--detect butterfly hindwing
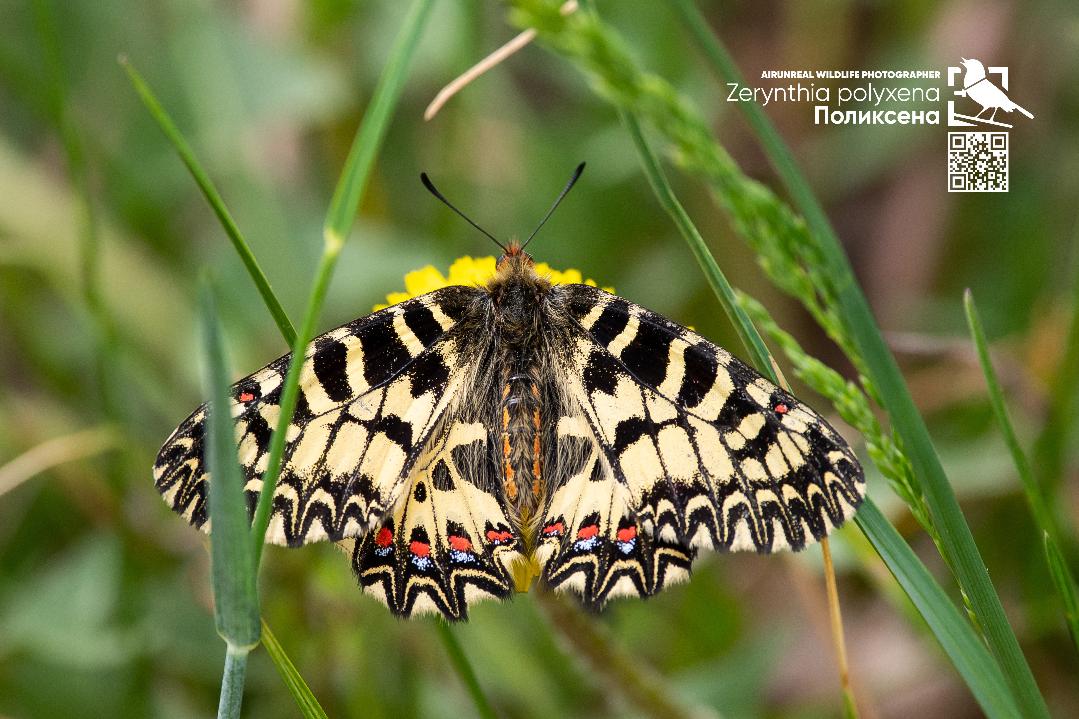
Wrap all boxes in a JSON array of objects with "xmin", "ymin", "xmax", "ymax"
[
  {"xmin": 536, "ymin": 414, "xmax": 694, "ymax": 608},
  {"xmin": 533, "ymin": 284, "xmax": 864, "ymax": 607},
  {"xmin": 353, "ymin": 419, "xmax": 523, "ymax": 619},
  {"xmin": 153, "ymin": 285, "xmax": 482, "ymax": 546}
]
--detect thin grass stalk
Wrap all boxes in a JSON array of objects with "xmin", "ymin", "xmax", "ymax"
[
  {"xmin": 519, "ymin": 3, "xmax": 1025, "ymax": 714},
  {"xmin": 1032, "ymin": 221, "xmax": 1079, "ymax": 500},
  {"xmin": 200, "ymin": 280, "xmax": 260, "ymax": 718},
  {"xmin": 0, "ymin": 427, "xmax": 118, "ymax": 498},
  {"xmin": 820, "ymin": 538, "xmax": 858, "ymax": 718},
  {"xmin": 261, "ymin": 620, "xmax": 329, "ymax": 719},
  {"xmin": 618, "ymin": 63, "xmax": 864, "ymax": 715},
  {"xmin": 535, "ymin": 590, "xmax": 717, "ymax": 719},
  {"xmin": 434, "ymin": 622, "xmax": 499, "ymax": 719},
  {"xmin": 664, "ymin": 6, "xmax": 1048, "ymax": 713},
  {"xmin": 1045, "ymin": 534, "xmax": 1079, "ymax": 651},
  {"xmin": 34, "ymin": 0, "xmax": 120, "ymax": 427},
  {"xmin": 964, "ymin": 291, "xmax": 1062, "ymax": 550},
  {"xmin": 323, "ymin": 0, "xmax": 433, "ymax": 246},
  {"xmin": 119, "ymin": 58, "xmax": 297, "ymax": 346},
  {"xmin": 248, "ymin": 0, "xmax": 434, "ymax": 557},
  {"xmin": 218, "ymin": 647, "xmax": 249, "ymax": 719},
  {"xmin": 965, "ymin": 290, "xmax": 1079, "ymax": 653},
  {"xmin": 510, "ymin": 3, "xmax": 1047, "ymax": 714}
]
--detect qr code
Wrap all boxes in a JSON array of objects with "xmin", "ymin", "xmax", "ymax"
[{"xmin": 948, "ymin": 132, "xmax": 1008, "ymax": 192}]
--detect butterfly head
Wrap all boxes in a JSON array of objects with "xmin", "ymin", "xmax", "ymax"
[
  {"xmin": 490, "ymin": 239, "xmax": 546, "ymax": 294},
  {"xmin": 496, "ymin": 240, "xmax": 536, "ymax": 272}
]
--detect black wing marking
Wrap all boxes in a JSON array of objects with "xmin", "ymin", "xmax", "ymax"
[
  {"xmin": 152, "ymin": 285, "xmax": 482, "ymax": 546},
  {"xmin": 352, "ymin": 419, "xmax": 523, "ymax": 620},
  {"xmin": 535, "ymin": 284, "xmax": 864, "ymax": 607}
]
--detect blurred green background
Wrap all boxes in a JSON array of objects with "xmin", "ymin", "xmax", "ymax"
[{"xmin": 2, "ymin": 1, "xmax": 1078, "ymax": 717}]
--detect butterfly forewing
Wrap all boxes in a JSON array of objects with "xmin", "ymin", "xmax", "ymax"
[{"xmin": 153, "ymin": 285, "xmax": 483, "ymax": 546}]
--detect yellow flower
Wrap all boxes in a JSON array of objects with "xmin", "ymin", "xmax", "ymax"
[{"xmin": 374, "ymin": 256, "xmax": 612, "ymax": 310}]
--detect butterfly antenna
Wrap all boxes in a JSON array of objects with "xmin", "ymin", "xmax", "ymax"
[
  {"xmin": 522, "ymin": 162, "xmax": 585, "ymax": 251},
  {"xmin": 420, "ymin": 172, "xmax": 507, "ymax": 252}
]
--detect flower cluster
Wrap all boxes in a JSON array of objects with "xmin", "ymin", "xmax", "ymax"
[{"xmin": 374, "ymin": 255, "xmax": 610, "ymax": 310}]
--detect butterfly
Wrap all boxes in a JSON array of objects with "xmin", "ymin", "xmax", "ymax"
[{"xmin": 153, "ymin": 164, "xmax": 865, "ymax": 621}]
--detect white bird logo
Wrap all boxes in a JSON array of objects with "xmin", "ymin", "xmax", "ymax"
[{"xmin": 957, "ymin": 58, "xmax": 1034, "ymax": 122}]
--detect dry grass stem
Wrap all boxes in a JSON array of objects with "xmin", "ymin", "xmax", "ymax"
[
  {"xmin": 768, "ymin": 356, "xmax": 858, "ymax": 714},
  {"xmin": 0, "ymin": 425, "xmax": 118, "ymax": 498},
  {"xmin": 424, "ymin": 0, "xmax": 577, "ymax": 121}
]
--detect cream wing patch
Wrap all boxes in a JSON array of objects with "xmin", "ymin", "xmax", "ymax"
[
  {"xmin": 152, "ymin": 286, "xmax": 480, "ymax": 547},
  {"xmin": 554, "ymin": 284, "xmax": 865, "ymax": 558}
]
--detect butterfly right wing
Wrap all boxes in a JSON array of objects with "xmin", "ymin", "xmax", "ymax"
[
  {"xmin": 153, "ymin": 285, "xmax": 483, "ymax": 547},
  {"xmin": 533, "ymin": 284, "xmax": 864, "ymax": 609}
]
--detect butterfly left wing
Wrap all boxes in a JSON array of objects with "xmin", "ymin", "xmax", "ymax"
[
  {"xmin": 535, "ymin": 284, "xmax": 865, "ymax": 608},
  {"xmin": 153, "ymin": 286, "xmax": 481, "ymax": 546},
  {"xmin": 352, "ymin": 418, "xmax": 524, "ymax": 620}
]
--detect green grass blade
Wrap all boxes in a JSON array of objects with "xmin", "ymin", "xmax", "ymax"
[
  {"xmin": 1045, "ymin": 533, "xmax": 1079, "ymax": 651},
  {"xmin": 199, "ymin": 279, "xmax": 260, "ymax": 651},
  {"xmin": 34, "ymin": 0, "xmax": 120, "ymax": 425},
  {"xmin": 965, "ymin": 289, "xmax": 1079, "ymax": 654},
  {"xmin": 261, "ymin": 619, "xmax": 329, "ymax": 719},
  {"xmin": 620, "ymin": 110, "xmax": 774, "ymax": 378},
  {"xmin": 1032, "ymin": 229, "xmax": 1079, "ymax": 496},
  {"xmin": 513, "ymin": 2, "xmax": 1047, "ymax": 714},
  {"xmin": 121, "ymin": 57, "xmax": 297, "ymax": 346},
  {"xmin": 613, "ymin": 5, "xmax": 1049, "ymax": 715},
  {"xmin": 608, "ymin": 32, "xmax": 1016, "ymax": 714},
  {"xmin": 963, "ymin": 290, "xmax": 1059, "ymax": 543},
  {"xmin": 218, "ymin": 646, "xmax": 249, "ymax": 719},
  {"xmin": 856, "ymin": 501, "xmax": 1021, "ymax": 718},
  {"xmin": 434, "ymin": 622, "xmax": 499, "ymax": 719},
  {"xmin": 248, "ymin": 0, "xmax": 434, "ymax": 561},
  {"xmin": 201, "ymin": 279, "xmax": 259, "ymax": 719},
  {"xmin": 323, "ymin": 0, "xmax": 435, "ymax": 248},
  {"xmin": 625, "ymin": 74, "xmax": 1020, "ymax": 719}
]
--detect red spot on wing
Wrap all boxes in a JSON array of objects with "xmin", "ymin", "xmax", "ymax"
[
  {"xmin": 774, "ymin": 403, "xmax": 788, "ymax": 414},
  {"xmin": 375, "ymin": 527, "xmax": 393, "ymax": 547},
  {"xmin": 542, "ymin": 521, "xmax": 565, "ymax": 536},
  {"xmin": 485, "ymin": 529, "xmax": 513, "ymax": 543},
  {"xmin": 616, "ymin": 526, "xmax": 637, "ymax": 542},
  {"xmin": 239, "ymin": 391, "xmax": 255, "ymax": 403},
  {"xmin": 576, "ymin": 524, "xmax": 599, "ymax": 540},
  {"xmin": 409, "ymin": 540, "xmax": 431, "ymax": 557},
  {"xmin": 448, "ymin": 535, "xmax": 473, "ymax": 552}
]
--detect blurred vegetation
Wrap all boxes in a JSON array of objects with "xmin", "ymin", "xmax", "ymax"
[{"xmin": 1, "ymin": 1, "xmax": 1078, "ymax": 717}]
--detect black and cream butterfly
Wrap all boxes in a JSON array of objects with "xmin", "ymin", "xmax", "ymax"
[{"xmin": 154, "ymin": 164, "xmax": 864, "ymax": 621}]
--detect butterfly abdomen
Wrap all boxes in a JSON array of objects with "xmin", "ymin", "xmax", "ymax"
[
  {"xmin": 487, "ymin": 255, "xmax": 557, "ymax": 549},
  {"xmin": 500, "ymin": 363, "xmax": 545, "ymax": 523}
]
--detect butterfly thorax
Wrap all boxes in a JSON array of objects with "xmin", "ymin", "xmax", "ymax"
[{"xmin": 486, "ymin": 244, "xmax": 552, "ymax": 552}]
